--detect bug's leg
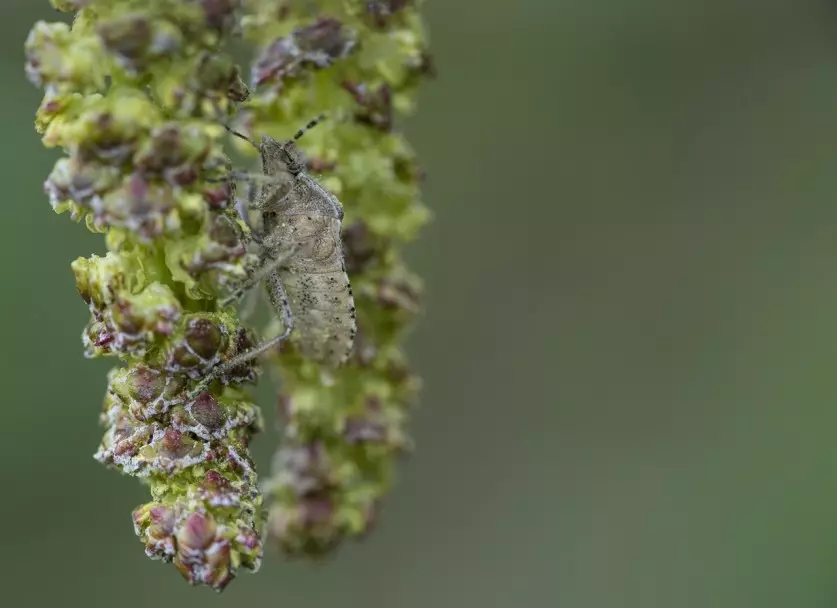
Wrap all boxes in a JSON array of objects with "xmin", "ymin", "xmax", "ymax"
[
  {"xmin": 219, "ymin": 241, "xmax": 297, "ymax": 308},
  {"xmin": 239, "ymin": 163, "xmax": 267, "ymax": 242},
  {"xmin": 189, "ymin": 271, "xmax": 293, "ymax": 398},
  {"xmin": 235, "ymin": 197, "xmax": 266, "ymax": 245},
  {"xmin": 226, "ymin": 171, "xmax": 298, "ymax": 211},
  {"xmin": 201, "ymin": 167, "xmax": 266, "ymax": 242},
  {"xmin": 228, "ymin": 170, "xmax": 275, "ymax": 186},
  {"xmin": 234, "ymin": 196, "xmax": 250, "ymax": 227}
]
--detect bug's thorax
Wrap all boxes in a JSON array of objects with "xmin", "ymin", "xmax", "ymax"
[{"xmin": 256, "ymin": 137, "xmax": 308, "ymax": 212}]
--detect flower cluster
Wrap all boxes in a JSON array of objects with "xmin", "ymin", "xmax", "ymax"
[
  {"xmin": 26, "ymin": 0, "xmax": 263, "ymax": 591},
  {"xmin": 238, "ymin": 0, "xmax": 432, "ymax": 555},
  {"xmin": 25, "ymin": 0, "xmax": 432, "ymax": 590}
]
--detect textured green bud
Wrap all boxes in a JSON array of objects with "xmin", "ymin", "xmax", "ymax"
[
  {"xmin": 358, "ymin": 0, "xmax": 415, "ymax": 29},
  {"xmin": 133, "ymin": 497, "xmax": 261, "ymax": 591},
  {"xmin": 72, "ymin": 252, "xmax": 181, "ymax": 357},
  {"xmin": 98, "ymin": 364, "xmax": 264, "ymax": 591},
  {"xmin": 97, "ymin": 13, "xmax": 183, "ymax": 74},
  {"xmin": 264, "ymin": 440, "xmax": 381, "ymax": 556},
  {"xmin": 47, "ymin": 91, "xmax": 160, "ymax": 152},
  {"xmin": 45, "ymin": 156, "xmax": 122, "ymax": 217},
  {"xmin": 133, "ymin": 122, "xmax": 216, "ymax": 186},
  {"xmin": 249, "ymin": 17, "xmax": 357, "ymax": 89},
  {"xmin": 107, "ymin": 365, "xmax": 186, "ymax": 421},
  {"xmin": 165, "ymin": 213, "xmax": 255, "ymax": 299},
  {"xmin": 25, "ymin": 21, "xmax": 105, "ymax": 93},
  {"xmin": 158, "ymin": 313, "xmax": 258, "ymax": 384},
  {"xmin": 153, "ymin": 51, "xmax": 250, "ymax": 119},
  {"xmin": 164, "ymin": 315, "xmax": 228, "ymax": 371}
]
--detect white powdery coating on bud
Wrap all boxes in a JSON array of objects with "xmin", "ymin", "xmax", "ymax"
[
  {"xmin": 225, "ymin": 445, "xmax": 257, "ymax": 478},
  {"xmin": 143, "ymin": 428, "xmax": 210, "ymax": 473},
  {"xmin": 127, "ymin": 378, "xmax": 185, "ymax": 421},
  {"xmin": 95, "ymin": 423, "xmax": 209, "ymax": 476},
  {"xmin": 178, "ymin": 397, "xmax": 258, "ymax": 441},
  {"xmin": 205, "ymin": 493, "xmax": 241, "ymax": 509},
  {"xmin": 144, "ymin": 535, "xmax": 177, "ymax": 560}
]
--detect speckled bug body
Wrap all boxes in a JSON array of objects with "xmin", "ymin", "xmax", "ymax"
[
  {"xmin": 192, "ymin": 116, "xmax": 356, "ymax": 395},
  {"xmin": 255, "ymin": 125, "xmax": 357, "ymax": 365}
]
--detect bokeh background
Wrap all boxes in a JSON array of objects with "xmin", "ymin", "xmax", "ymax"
[{"xmin": 5, "ymin": 0, "xmax": 837, "ymax": 606}]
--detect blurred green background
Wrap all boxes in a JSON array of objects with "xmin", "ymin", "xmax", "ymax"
[{"xmin": 6, "ymin": 0, "xmax": 837, "ymax": 606}]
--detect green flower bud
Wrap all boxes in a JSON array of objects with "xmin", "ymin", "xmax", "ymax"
[
  {"xmin": 133, "ymin": 498, "xmax": 262, "ymax": 591},
  {"xmin": 97, "ymin": 14, "xmax": 183, "ymax": 74},
  {"xmin": 25, "ymin": 21, "xmax": 105, "ymax": 93},
  {"xmin": 250, "ymin": 17, "xmax": 356, "ymax": 89}
]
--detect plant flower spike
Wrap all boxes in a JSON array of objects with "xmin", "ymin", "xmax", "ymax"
[{"xmin": 25, "ymin": 0, "xmax": 432, "ymax": 592}]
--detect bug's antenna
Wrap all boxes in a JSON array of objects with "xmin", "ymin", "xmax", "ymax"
[
  {"xmin": 287, "ymin": 113, "xmax": 327, "ymax": 146},
  {"xmin": 208, "ymin": 99, "xmax": 259, "ymax": 150},
  {"xmin": 224, "ymin": 123, "xmax": 259, "ymax": 150}
]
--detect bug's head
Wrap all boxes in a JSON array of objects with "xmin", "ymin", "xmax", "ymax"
[
  {"xmin": 257, "ymin": 115, "xmax": 327, "ymax": 178},
  {"xmin": 259, "ymin": 135, "xmax": 305, "ymax": 177}
]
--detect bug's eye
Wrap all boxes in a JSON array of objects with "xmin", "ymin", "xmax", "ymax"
[{"xmin": 286, "ymin": 158, "xmax": 303, "ymax": 174}]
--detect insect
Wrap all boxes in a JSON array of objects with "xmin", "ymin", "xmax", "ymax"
[{"xmin": 191, "ymin": 115, "xmax": 356, "ymax": 395}]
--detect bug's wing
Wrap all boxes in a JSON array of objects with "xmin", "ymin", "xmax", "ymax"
[
  {"xmin": 277, "ymin": 174, "xmax": 343, "ymax": 219},
  {"xmin": 280, "ymin": 215, "xmax": 356, "ymax": 366},
  {"xmin": 280, "ymin": 269, "xmax": 356, "ymax": 365}
]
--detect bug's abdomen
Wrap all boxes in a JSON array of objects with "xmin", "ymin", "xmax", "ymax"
[
  {"xmin": 280, "ymin": 265, "xmax": 356, "ymax": 365},
  {"xmin": 280, "ymin": 215, "xmax": 356, "ymax": 366}
]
